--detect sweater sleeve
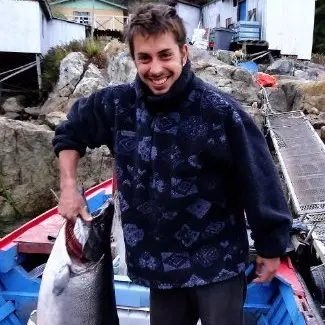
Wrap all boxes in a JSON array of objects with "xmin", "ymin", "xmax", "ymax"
[
  {"xmin": 53, "ymin": 88, "xmax": 115, "ymax": 157},
  {"xmin": 226, "ymin": 105, "xmax": 292, "ymax": 258}
]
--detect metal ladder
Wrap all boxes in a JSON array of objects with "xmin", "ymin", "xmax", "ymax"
[{"xmin": 266, "ymin": 111, "xmax": 325, "ymax": 263}]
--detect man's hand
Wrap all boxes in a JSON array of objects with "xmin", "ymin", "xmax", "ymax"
[
  {"xmin": 58, "ymin": 187, "xmax": 92, "ymax": 223},
  {"xmin": 253, "ymin": 256, "xmax": 280, "ymax": 283}
]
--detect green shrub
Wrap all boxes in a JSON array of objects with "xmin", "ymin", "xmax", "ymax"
[
  {"xmin": 311, "ymin": 53, "xmax": 325, "ymax": 65},
  {"xmin": 41, "ymin": 39, "xmax": 108, "ymax": 94}
]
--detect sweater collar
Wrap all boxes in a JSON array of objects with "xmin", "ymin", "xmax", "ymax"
[{"xmin": 135, "ymin": 60, "xmax": 194, "ymax": 111}]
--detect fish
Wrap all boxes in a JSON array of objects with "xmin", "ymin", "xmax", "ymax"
[
  {"xmin": 37, "ymin": 199, "xmax": 119, "ymax": 325},
  {"xmin": 112, "ymin": 191, "xmax": 127, "ymax": 276}
]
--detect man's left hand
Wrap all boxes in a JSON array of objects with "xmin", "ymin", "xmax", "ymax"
[{"xmin": 253, "ymin": 256, "xmax": 280, "ymax": 283}]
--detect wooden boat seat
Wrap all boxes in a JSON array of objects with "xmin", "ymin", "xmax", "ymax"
[{"xmin": 14, "ymin": 214, "xmax": 65, "ymax": 255}]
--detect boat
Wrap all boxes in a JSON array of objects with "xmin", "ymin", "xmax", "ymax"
[{"xmin": 0, "ymin": 178, "xmax": 323, "ymax": 325}]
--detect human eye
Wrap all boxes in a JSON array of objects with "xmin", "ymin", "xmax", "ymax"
[
  {"xmin": 160, "ymin": 52, "xmax": 172, "ymax": 60},
  {"xmin": 137, "ymin": 54, "xmax": 151, "ymax": 63}
]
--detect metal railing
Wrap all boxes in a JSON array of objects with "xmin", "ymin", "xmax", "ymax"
[{"xmin": 66, "ymin": 15, "xmax": 130, "ymax": 31}]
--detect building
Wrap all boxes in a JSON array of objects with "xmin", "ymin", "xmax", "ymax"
[
  {"xmin": 50, "ymin": 0, "xmax": 128, "ymax": 32},
  {"xmin": 176, "ymin": 0, "xmax": 316, "ymax": 60},
  {"xmin": 0, "ymin": 0, "xmax": 86, "ymax": 93}
]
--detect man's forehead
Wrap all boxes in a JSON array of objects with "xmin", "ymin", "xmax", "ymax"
[{"xmin": 133, "ymin": 32, "xmax": 177, "ymax": 53}]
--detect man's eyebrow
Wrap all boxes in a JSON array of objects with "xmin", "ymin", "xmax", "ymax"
[
  {"xmin": 158, "ymin": 49, "xmax": 172, "ymax": 54},
  {"xmin": 137, "ymin": 52, "xmax": 150, "ymax": 57},
  {"xmin": 137, "ymin": 49, "xmax": 172, "ymax": 56}
]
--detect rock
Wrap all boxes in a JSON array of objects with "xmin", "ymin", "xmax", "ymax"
[
  {"xmin": 4, "ymin": 112, "xmax": 20, "ymax": 120},
  {"xmin": 2, "ymin": 97, "xmax": 24, "ymax": 113},
  {"xmin": 298, "ymin": 82, "xmax": 325, "ymax": 112},
  {"xmin": 313, "ymin": 120, "xmax": 325, "ymax": 129},
  {"xmin": 73, "ymin": 63, "xmax": 108, "ymax": 98},
  {"xmin": 266, "ymin": 59, "xmax": 295, "ymax": 75},
  {"xmin": 195, "ymin": 64, "xmax": 260, "ymax": 106},
  {"xmin": 0, "ymin": 117, "xmax": 113, "ymax": 221},
  {"xmin": 40, "ymin": 95, "xmax": 69, "ymax": 115},
  {"xmin": 305, "ymin": 107, "xmax": 319, "ymax": 115},
  {"xmin": 321, "ymin": 126, "xmax": 325, "ymax": 142},
  {"xmin": 213, "ymin": 50, "xmax": 236, "ymax": 65},
  {"xmin": 242, "ymin": 104, "xmax": 264, "ymax": 130},
  {"xmin": 24, "ymin": 106, "xmax": 41, "ymax": 119},
  {"xmin": 56, "ymin": 52, "xmax": 87, "ymax": 97},
  {"xmin": 44, "ymin": 111, "xmax": 67, "ymax": 130},
  {"xmin": 258, "ymin": 64, "xmax": 269, "ymax": 73},
  {"xmin": 319, "ymin": 112, "xmax": 325, "ymax": 120},
  {"xmin": 294, "ymin": 70, "xmax": 309, "ymax": 80},
  {"xmin": 107, "ymin": 51, "xmax": 137, "ymax": 84},
  {"xmin": 264, "ymin": 88, "xmax": 289, "ymax": 112}
]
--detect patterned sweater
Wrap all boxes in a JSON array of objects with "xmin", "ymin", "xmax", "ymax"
[{"xmin": 53, "ymin": 62, "xmax": 292, "ymax": 289}]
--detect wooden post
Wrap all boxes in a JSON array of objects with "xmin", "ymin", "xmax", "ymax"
[
  {"xmin": 36, "ymin": 54, "xmax": 42, "ymax": 99},
  {"xmin": 91, "ymin": 0, "xmax": 95, "ymax": 39}
]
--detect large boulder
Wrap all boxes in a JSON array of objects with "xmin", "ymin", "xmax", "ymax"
[
  {"xmin": 73, "ymin": 63, "xmax": 108, "ymax": 98},
  {"xmin": 0, "ymin": 117, "xmax": 113, "ymax": 222},
  {"xmin": 107, "ymin": 51, "xmax": 137, "ymax": 84},
  {"xmin": 56, "ymin": 52, "xmax": 87, "ymax": 97},
  {"xmin": 266, "ymin": 59, "xmax": 295, "ymax": 76},
  {"xmin": 194, "ymin": 64, "xmax": 260, "ymax": 106},
  {"xmin": 1, "ymin": 96, "xmax": 25, "ymax": 114},
  {"xmin": 43, "ymin": 111, "xmax": 67, "ymax": 130},
  {"xmin": 40, "ymin": 52, "xmax": 109, "ymax": 116},
  {"xmin": 263, "ymin": 88, "xmax": 289, "ymax": 112}
]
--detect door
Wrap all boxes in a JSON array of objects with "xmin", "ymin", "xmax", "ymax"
[{"xmin": 238, "ymin": 0, "xmax": 247, "ymax": 21}]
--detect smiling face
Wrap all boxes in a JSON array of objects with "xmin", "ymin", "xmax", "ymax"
[{"xmin": 133, "ymin": 32, "xmax": 188, "ymax": 95}]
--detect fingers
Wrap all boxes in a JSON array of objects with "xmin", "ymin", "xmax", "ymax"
[
  {"xmin": 253, "ymin": 270, "xmax": 275, "ymax": 283},
  {"xmin": 253, "ymin": 256, "xmax": 279, "ymax": 284},
  {"xmin": 58, "ymin": 205, "xmax": 92, "ymax": 223},
  {"xmin": 58, "ymin": 189, "xmax": 92, "ymax": 223},
  {"xmin": 255, "ymin": 256, "xmax": 263, "ymax": 276},
  {"xmin": 79, "ymin": 205, "xmax": 93, "ymax": 223}
]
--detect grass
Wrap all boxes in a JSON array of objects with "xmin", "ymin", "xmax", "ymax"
[
  {"xmin": 42, "ymin": 39, "xmax": 108, "ymax": 94},
  {"xmin": 299, "ymin": 80, "xmax": 325, "ymax": 96},
  {"xmin": 311, "ymin": 53, "xmax": 325, "ymax": 65}
]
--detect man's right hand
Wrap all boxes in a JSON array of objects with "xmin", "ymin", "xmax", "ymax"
[{"xmin": 58, "ymin": 187, "xmax": 92, "ymax": 222}]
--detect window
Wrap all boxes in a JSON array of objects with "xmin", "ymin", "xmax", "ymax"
[
  {"xmin": 248, "ymin": 8, "xmax": 257, "ymax": 21},
  {"xmin": 73, "ymin": 11, "xmax": 90, "ymax": 25},
  {"xmin": 226, "ymin": 17, "xmax": 233, "ymax": 28}
]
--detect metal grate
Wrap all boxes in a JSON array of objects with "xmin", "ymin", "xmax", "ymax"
[{"xmin": 267, "ymin": 112, "xmax": 325, "ymax": 215}]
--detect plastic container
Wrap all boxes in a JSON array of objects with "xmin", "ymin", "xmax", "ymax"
[{"xmin": 213, "ymin": 28, "xmax": 235, "ymax": 51}]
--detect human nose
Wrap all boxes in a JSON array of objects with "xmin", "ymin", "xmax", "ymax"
[{"xmin": 149, "ymin": 58, "xmax": 163, "ymax": 76}]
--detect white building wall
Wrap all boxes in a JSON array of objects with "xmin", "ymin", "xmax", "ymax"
[
  {"xmin": 265, "ymin": 0, "xmax": 315, "ymax": 59},
  {"xmin": 202, "ymin": 0, "xmax": 237, "ymax": 29},
  {"xmin": 246, "ymin": 0, "xmax": 267, "ymax": 39},
  {"xmin": 0, "ymin": 0, "xmax": 41, "ymax": 53},
  {"xmin": 176, "ymin": 3, "xmax": 201, "ymax": 41},
  {"xmin": 42, "ymin": 19, "xmax": 86, "ymax": 54}
]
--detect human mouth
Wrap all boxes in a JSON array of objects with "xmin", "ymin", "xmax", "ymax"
[{"xmin": 151, "ymin": 77, "xmax": 168, "ymax": 86}]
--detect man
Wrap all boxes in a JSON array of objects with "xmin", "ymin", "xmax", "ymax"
[{"xmin": 53, "ymin": 3, "xmax": 292, "ymax": 325}]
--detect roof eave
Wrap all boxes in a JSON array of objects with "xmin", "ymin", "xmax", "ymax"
[
  {"xmin": 50, "ymin": 0, "xmax": 127, "ymax": 10},
  {"xmin": 177, "ymin": 0, "xmax": 202, "ymax": 8},
  {"xmin": 39, "ymin": 0, "xmax": 53, "ymax": 19}
]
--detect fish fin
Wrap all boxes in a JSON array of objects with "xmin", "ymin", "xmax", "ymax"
[{"xmin": 52, "ymin": 265, "xmax": 71, "ymax": 296}]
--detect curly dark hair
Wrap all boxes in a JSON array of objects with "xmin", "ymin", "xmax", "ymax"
[{"xmin": 124, "ymin": 3, "xmax": 186, "ymax": 59}]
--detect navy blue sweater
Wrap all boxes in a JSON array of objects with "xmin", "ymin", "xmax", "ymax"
[{"xmin": 53, "ymin": 62, "xmax": 292, "ymax": 289}]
